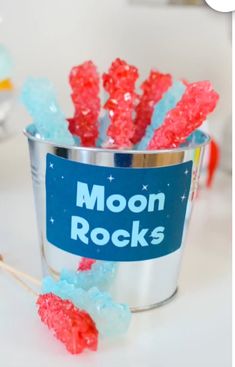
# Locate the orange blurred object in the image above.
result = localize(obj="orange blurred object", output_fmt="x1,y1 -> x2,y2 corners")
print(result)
0,78 -> 13,91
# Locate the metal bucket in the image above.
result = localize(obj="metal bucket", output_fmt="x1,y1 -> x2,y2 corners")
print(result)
25,125 -> 209,312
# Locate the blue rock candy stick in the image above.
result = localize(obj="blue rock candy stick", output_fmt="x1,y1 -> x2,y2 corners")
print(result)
0,45 -> 13,81
42,277 -> 131,338
21,78 -> 74,145
73,135 -> 81,146
96,114 -> 110,147
136,81 -> 186,150
60,261 -> 117,291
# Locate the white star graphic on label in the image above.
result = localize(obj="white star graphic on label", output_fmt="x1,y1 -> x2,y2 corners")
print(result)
181,194 -> 187,202
49,163 -> 54,169
50,217 -> 55,224
142,185 -> 148,191
107,175 -> 115,182
184,169 -> 189,175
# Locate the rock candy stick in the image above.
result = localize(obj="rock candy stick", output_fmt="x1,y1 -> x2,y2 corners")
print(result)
103,58 -> 139,148
21,78 -> 74,145
136,81 -> 186,150
37,293 -> 98,354
147,81 -> 219,150
131,70 -> 172,145
69,61 -> 100,147
96,114 -> 110,147
42,277 -> 131,338
60,261 -> 117,291
0,259 -> 99,355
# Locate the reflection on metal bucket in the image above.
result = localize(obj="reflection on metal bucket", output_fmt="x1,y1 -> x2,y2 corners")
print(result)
25,125 -> 209,311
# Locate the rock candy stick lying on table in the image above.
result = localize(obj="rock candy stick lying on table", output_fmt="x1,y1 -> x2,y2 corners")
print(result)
136,81 -> 186,150
42,277 -> 132,338
68,61 -> 100,147
60,261 -> 117,291
21,78 -> 74,145
37,293 -> 98,354
147,81 -> 219,150
103,58 -> 139,148
131,70 -> 172,145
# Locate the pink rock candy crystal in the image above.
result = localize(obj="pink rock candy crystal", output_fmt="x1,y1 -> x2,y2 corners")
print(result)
147,81 -> 219,150
37,293 -> 98,354
69,61 -> 100,147
103,58 -> 139,148
131,71 -> 172,144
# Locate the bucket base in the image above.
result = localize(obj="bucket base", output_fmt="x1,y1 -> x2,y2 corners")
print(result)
130,287 -> 178,313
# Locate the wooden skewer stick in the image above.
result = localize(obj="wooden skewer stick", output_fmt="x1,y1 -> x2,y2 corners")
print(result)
8,271 -> 39,297
0,258 -> 41,288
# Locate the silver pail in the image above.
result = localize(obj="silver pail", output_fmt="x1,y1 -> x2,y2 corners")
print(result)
25,125 -> 209,312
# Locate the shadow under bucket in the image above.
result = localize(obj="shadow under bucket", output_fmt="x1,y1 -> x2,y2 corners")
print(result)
24,125 -> 210,312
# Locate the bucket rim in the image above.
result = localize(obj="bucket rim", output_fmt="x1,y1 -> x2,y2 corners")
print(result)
23,125 -> 211,155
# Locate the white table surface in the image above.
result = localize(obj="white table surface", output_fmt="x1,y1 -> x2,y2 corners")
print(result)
0,133 -> 232,367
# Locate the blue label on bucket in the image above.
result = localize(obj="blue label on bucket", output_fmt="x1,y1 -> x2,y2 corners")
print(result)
46,153 -> 192,262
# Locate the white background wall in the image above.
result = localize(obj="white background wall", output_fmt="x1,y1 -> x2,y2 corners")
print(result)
0,0 -> 232,163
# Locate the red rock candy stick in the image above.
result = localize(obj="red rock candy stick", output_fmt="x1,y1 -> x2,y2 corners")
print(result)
37,293 -> 98,354
103,58 -> 139,148
147,81 -> 219,150
68,61 -> 100,147
131,70 -> 172,144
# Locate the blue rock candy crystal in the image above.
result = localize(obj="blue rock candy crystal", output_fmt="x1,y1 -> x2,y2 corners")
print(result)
136,81 -> 186,150
96,114 -> 110,147
0,45 -> 13,81
42,277 -> 131,338
73,135 -> 81,146
21,78 -> 74,145
60,261 -> 117,291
